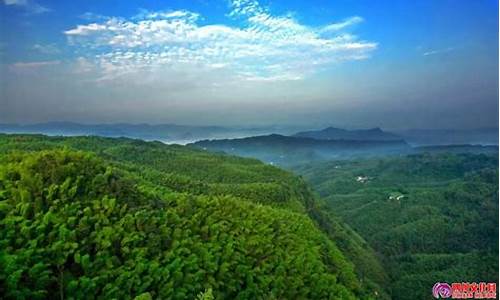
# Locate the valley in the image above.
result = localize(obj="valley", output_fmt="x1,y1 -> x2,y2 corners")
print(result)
292,154 -> 499,299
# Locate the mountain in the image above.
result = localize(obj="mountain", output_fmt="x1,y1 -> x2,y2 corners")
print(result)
395,128 -> 499,146
0,134 -> 388,299
293,127 -> 402,141
0,122 -> 283,144
191,134 -> 410,166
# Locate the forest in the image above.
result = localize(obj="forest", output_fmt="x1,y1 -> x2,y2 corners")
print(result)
0,134 -> 387,299
0,134 -> 497,299
293,153 -> 499,300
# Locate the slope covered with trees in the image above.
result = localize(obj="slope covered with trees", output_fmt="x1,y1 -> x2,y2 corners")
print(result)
0,134 -> 388,299
293,153 -> 499,300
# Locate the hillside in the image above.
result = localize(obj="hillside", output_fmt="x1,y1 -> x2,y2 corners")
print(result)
0,134 -> 388,299
416,144 -> 498,155
192,134 -> 410,166
292,153 -> 499,300
293,127 -> 402,141
395,128 -> 499,146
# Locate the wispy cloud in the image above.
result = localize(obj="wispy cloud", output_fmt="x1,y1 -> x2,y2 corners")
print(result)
423,47 -> 455,56
65,23 -> 108,36
10,60 -> 60,68
73,57 -> 94,74
228,0 -> 264,17
133,9 -> 201,21
79,12 -> 110,21
63,0 -> 376,82
3,0 -> 51,14
33,43 -> 61,54
9,60 -> 60,74
320,16 -> 364,33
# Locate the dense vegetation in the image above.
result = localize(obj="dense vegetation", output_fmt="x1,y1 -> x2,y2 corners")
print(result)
3,134 -> 494,299
0,134 -> 387,299
293,153 -> 499,300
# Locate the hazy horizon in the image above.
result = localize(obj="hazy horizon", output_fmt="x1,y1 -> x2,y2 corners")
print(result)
1,120 -> 499,132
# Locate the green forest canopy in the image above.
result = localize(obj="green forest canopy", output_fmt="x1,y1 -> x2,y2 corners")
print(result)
0,134 -> 387,299
293,153 -> 499,300
2,134 -> 496,300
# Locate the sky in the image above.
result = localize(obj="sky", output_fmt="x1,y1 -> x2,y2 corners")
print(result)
0,0 -> 498,129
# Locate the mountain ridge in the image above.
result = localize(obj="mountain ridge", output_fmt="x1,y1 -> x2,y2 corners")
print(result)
191,134 -> 410,166
293,126 -> 402,141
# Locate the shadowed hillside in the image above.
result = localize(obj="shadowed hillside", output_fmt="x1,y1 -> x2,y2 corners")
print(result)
192,134 -> 410,166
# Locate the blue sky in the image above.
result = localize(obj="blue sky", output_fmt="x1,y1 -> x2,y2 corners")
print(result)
0,0 -> 498,129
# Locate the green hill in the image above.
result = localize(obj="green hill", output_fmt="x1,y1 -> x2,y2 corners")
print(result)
293,153 -> 499,300
0,134 -> 388,299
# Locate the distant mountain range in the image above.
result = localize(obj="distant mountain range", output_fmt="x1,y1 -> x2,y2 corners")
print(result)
0,122 -> 276,143
292,126 -> 499,146
293,127 -> 402,141
0,122 -> 497,148
395,128 -> 499,146
191,134 -> 411,166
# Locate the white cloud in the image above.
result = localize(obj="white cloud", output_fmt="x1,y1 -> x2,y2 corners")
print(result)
3,0 -> 50,14
423,47 -> 454,56
321,16 -> 364,33
4,0 -> 27,5
64,0 -> 376,82
228,0 -> 264,17
134,9 -> 201,21
65,23 -> 108,36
